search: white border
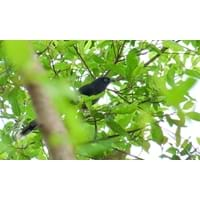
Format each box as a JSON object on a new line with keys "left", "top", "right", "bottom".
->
{"left": 1, "top": 0, "right": 200, "bottom": 39}
{"left": 0, "top": 161, "right": 199, "bottom": 200}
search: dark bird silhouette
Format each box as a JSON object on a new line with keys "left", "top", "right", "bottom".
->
{"left": 79, "top": 77, "right": 111, "bottom": 96}
{"left": 20, "top": 76, "right": 112, "bottom": 136}
{"left": 20, "top": 120, "right": 38, "bottom": 136}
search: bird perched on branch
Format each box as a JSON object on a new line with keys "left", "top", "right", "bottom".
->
{"left": 20, "top": 119, "right": 38, "bottom": 136}
{"left": 20, "top": 76, "right": 112, "bottom": 136}
{"left": 79, "top": 77, "right": 111, "bottom": 96}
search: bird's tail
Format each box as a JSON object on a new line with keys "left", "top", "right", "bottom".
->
{"left": 20, "top": 120, "right": 38, "bottom": 136}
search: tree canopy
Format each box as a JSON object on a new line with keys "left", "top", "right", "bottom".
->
{"left": 0, "top": 40, "right": 200, "bottom": 159}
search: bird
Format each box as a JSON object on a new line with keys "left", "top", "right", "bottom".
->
{"left": 79, "top": 77, "right": 111, "bottom": 96}
{"left": 20, "top": 76, "right": 112, "bottom": 136}
{"left": 20, "top": 119, "right": 38, "bottom": 136}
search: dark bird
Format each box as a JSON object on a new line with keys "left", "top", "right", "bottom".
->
{"left": 20, "top": 120, "right": 38, "bottom": 136}
{"left": 79, "top": 77, "right": 111, "bottom": 96}
{"left": 20, "top": 76, "right": 112, "bottom": 136}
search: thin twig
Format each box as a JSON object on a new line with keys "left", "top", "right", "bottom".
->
{"left": 175, "top": 42, "right": 199, "bottom": 54}
{"left": 112, "top": 147, "right": 144, "bottom": 160}
{"left": 162, "top": 52, "right": 197, "bottom": 56}
{"left": 104, "top": 40, "right": 127, "bottom": 77}
{"left": 37, "top": 41, "right": 53, "bottom": 55}
{"left": 114, "top": 40, "right": 126, "bottom": 64}
{"left": 51, "top": 60, "right": 59, "bottom": 77}
{"left": 83, "top": 135, "right": 120, "bottom": 145}
{"left": 112, "top": 41, "right": 117, "bottom": 59}
{"left": 93, "top": 116, "right": 98, "bottom": 141}
{"left": 108, "top": 89, "right": 132, "bottom": 104}
{"left": 144, "top": 40, "right": 181, "bottom": 67}
{"left": 144, "top": 46, "right": 168, "bottom": 67}
{"left": 73, "top": 45, "right": 95, "bottom": 79}
{"left": 46, "top": 47, "right": 59, "bottom": 77}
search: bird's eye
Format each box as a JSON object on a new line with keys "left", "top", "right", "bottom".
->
{"left": 103, "top": 78, "right": 109, "bottom": 83}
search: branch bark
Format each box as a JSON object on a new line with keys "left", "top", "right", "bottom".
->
{"left": 144, "top": 40, "right": 181, "bottom": 67}
{"left": 73, "top": 45, "right": 95, "bottom": 79}
{"left": 144, "top": 46, "right": 168, "bottom": 67}
{"left": 23, "top": 56, "right": 75, "bottom": 160}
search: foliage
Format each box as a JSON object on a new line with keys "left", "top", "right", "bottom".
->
{"left": 0, "top": 40, "right": 200, "bottom": 159}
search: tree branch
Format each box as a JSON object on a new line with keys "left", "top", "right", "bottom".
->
{"left": 112, "top": 148, "right": 144, "bottom": 160}
{"left": 23, "top": 55, "right": 75, "bottom": 160}
{"left": 93, "top": 116, "right": 98, "bottom": 141}
{"left": 144, "top": 46, "right": 168, "bottom": 67}
{"left": 36, "top": 41, "right": 53, "bottom": 56}
{"left": 114, "top": 40, "right": 126, "bottom": 64}
{"left": 73, "top": 45, "right": 95, "bottom": 79}
{"left": 104, "top": 41, "right": 127, "bottom": 77}
{"left": 144, "top": 40, "right": 181, "bottom": 67}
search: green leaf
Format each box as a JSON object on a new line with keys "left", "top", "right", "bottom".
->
{"left": 165, "top": 115, "right": 174, "bottom": 126}
{"left": 171, "top": 155, "right": 181, "bottom": 160}
{"left": 163, "top": 41, "right": 183, "bottom": 51}
{"left": 32, "top": 40, "right": 50, "bottom": 52}
{"left": 126, "top": 49, "right": 139, "bottom": 80}
{"left": 130, "top": 40, "right": 136, "bottom": 46}
{"left": 106, "top": 63, "right": 126, "bottom": 77}
{"left": 142, "top": 140, "right": 150, "bottom": 152}
{"left": 40, "top": 56, "right": 51, "bottom": 70}
{"left": 7, "top": 88, "right": 21, "bottom": 116}
{"left": 191, "top": 56, "right": 200, "bottom": 66}
{"left": 185, "top": 69, "right": 200, "bottom": 79}
{"left": 91, "top": 54, "right": 104, "bottom": 64}
{"left": 3, "top": 40, "right": 32, "bottom": 69}
{"left": 167, "top": 147, "right": 177, "bottom": 155}
{"left": 115, "top": 114, "right": 132, "bottom": 128}
{"left": 147, "top": 44, "right": 162, "bottom": 54}
{"left": 175, "top": 126, "right": 181, "bottom": 147}
{"left": 113, "top": 103, "right": 138, "bottom": 114}
{"left": 84, "top": 40, "right": 92, "bottom": 50}
{"left": 167, "top": 67, "right": 176, "bottom": 86}
{"left": 77, "top": 139, "right": 114, "bottom": 158}
{"left": 132, "top": 65, "right": 145, "bottom": 80}
{"left": 187, "top": 112, "right": 200, "bottom": 121}
{"left": 180, "top": 140, "right": 192, "bottom": 156}
{"left": 106, "top": 118, "right": 127, "bottom": 135}
{"left": 127, "top": 49, "right": 138, "bottom": 67}
{"left": 196, "top": 137, "right": 200, "bottom": 145}
{"left": 0, "top": 70, "right": 8, "bottom": 85}
{"left": 183, "top": 101, "right": 194, "bottom": 110}
{"left": 177, "top": 109, "right": 185, "bottom": 126}
{"left": 166, "top": 78, "right": 196, "bottom": 107}
{"left": 151, "top": 124, "right": 165, "bottom": 145}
